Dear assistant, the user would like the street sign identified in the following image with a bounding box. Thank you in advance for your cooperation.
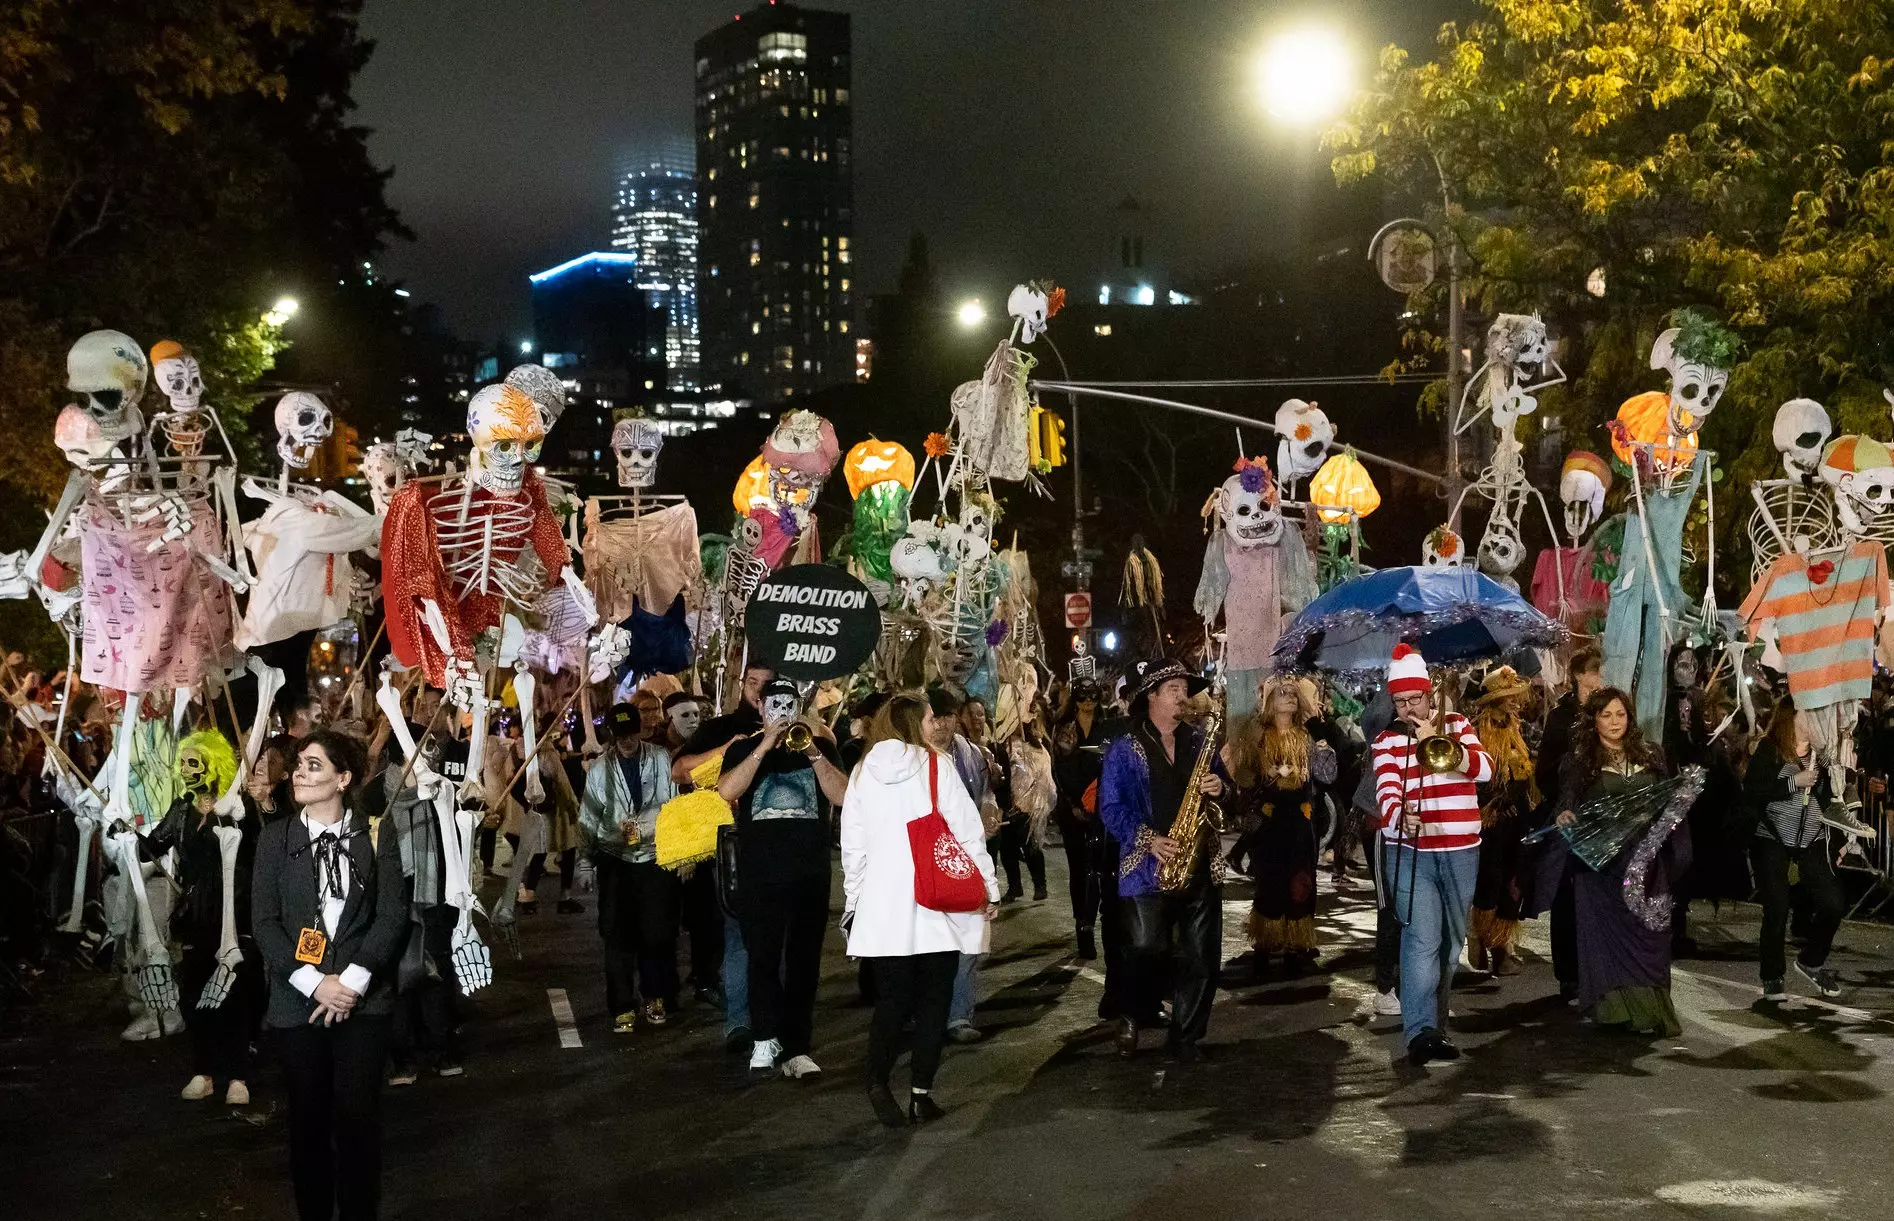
[1063,592,1093,629]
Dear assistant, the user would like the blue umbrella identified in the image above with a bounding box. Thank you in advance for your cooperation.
[1271,565,1566,676]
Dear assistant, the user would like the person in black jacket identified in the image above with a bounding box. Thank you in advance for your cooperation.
[1745,693,1843,1000]
[252,729,410,1221]
[1532,647,1603,999]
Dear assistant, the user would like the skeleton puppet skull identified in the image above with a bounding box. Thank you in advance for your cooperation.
[1483,313,1552,429]
[1478,519,1526,581]
[1649,310,1738,435]
[504,363,568,433]
[467,383,544,494]
[54,404,114,469]
[274,392,333,469]
[611,416,664,489]
[1219,459,1284,549]
[1558,450,1612,541]
[1773,398,1832,481]
[360,443,403,513]
[1007,283,1049,344]
[1422,524,1465,569]
[1274,399,1333,485]
[148,341,204,413]
[66,329,147,440]
[1819,434,1894,534]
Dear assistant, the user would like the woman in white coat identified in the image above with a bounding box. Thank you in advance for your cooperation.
[842,693,1000,1127]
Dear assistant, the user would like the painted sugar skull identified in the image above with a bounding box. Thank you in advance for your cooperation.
[360,443,403,513]
[1819,435,1894,535]
[504,363,568,432]
[1558,450,1612,541]
[1218,457,1284,549]
[66,329,147,440]
[274,391,332,470]
[611,416,664,489]
[1274,399,1332,485]
[733,512,766,556]
[148,341,204,414]
[1772,398,1832,481]
[1650,308,1739,435]
[54,403,114,469]
[1422,524,1465,569]
[466,383,544,494]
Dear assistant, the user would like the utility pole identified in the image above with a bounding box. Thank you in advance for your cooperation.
[1434,149,1466,529]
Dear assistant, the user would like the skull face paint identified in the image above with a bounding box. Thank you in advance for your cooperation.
[274,391,333,469]
[466,384,545,494]
[66,329,147,440]
[1219,460,1283,549]
[611,417,664,489]
[1772,398,1832,481]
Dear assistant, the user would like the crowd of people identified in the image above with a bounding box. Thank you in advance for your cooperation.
[6,634,1894,1218]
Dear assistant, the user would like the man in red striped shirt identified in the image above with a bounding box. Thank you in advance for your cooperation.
[1371,644,1492,1066]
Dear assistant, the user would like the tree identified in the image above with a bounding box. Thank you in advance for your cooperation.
[0,0,404,507]
[1327,0,1894,584]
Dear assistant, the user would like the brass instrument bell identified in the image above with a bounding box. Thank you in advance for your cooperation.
[781,721,815,753]
[1418,732,1465,775]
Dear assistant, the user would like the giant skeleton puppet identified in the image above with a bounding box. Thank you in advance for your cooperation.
[1747,398,1841,580]
[1530,450,1613,633]
[1451,313,1569,600]
[379,382,600,987]
[1601,309,1733,740]
[1193,456,1317,720]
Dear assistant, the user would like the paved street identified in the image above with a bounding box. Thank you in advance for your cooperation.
[13,845,1894,1221]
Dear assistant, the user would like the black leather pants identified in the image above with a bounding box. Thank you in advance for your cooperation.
[1123,866,1221,1046]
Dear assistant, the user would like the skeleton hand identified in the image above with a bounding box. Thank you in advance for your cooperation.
[587,624,631,684]
[130,492,192,550]
[444,659,485,713]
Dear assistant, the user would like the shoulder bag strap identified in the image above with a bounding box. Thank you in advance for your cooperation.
[929,751,940,816]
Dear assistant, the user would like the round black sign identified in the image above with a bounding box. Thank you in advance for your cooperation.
[744,563,882,681]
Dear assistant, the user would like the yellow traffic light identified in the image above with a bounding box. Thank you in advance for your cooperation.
[1039,408,1067,469]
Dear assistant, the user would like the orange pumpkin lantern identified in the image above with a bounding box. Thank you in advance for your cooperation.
[843,438,916,499]
[732,455,773,514]
[1310,451,1380,523]
[1610,390,1699,475]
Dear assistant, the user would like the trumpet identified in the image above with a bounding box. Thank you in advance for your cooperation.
[1418,732,1466,774]
[781,721,815,754]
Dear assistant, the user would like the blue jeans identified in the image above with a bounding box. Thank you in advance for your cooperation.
[721,917,750,1037]
[1388,844,1479,1045]
[949,952,982,1028]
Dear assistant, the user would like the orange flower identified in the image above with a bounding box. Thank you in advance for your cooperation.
[924,431,951,459]
[1046,286,1066,318]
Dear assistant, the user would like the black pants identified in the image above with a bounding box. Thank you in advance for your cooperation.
[740,880,829,1056]
[476,826,496,873]
[1550,872,1579,989]
[275,1014,391,1221]
[522,846,575,896]
[1123,868,1221,1046]
[175,940,260,1082]
[1752,835,1843,981]
[390,907,461,1070]
[998,813,1046,895]
[1058,817,1104,932]
[595,855,680,1016]
[680,863,725,988]
[1360,828,1403,994]
[866,951,959,1091]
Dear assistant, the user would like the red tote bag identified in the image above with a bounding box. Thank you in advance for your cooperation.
[908,752,988,913]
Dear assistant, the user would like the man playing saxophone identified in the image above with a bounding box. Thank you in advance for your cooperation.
[1099,659,1227,1062]
[1370,644,1493,1068]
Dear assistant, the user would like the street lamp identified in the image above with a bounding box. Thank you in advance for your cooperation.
[1255,27,1353,125]
[956,299,986,328]
[263,296,300,326]
[519,339,534,355]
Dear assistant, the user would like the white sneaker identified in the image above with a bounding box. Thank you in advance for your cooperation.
[779,1054,822,1079]
[1373,989,1402,1017]
[748,1038,782,1071]
[180,1074,214,1101]
[224,1080,250,1106]
[122,1011,163,1042]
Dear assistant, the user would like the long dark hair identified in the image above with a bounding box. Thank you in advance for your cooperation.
[1573,687,1661,778]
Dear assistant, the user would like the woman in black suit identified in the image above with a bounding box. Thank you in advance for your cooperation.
[252,729,410,1221]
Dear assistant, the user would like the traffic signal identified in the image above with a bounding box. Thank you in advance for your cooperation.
[1037,407,1067,469]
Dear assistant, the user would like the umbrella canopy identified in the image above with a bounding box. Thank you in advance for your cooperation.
[1270,565,1566,676]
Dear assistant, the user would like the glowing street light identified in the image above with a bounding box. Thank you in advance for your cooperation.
[1256,27,1354,125]
[263,295,300,327]
[956,299,986,328]
[520,339,534,354]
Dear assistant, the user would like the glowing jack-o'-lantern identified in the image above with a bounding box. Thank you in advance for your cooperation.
[1609,390,1699,477]
[843,438,916,499]
[733,456,774,514]
[1310,451,1380,523]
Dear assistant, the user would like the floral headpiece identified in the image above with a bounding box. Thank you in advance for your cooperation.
[1233,455,1277,501]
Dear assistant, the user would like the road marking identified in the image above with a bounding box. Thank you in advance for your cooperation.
[547,988,582,1048]
[1673,966,1882,1024]
[1075,966,1108,987]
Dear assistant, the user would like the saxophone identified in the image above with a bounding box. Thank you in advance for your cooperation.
[1157,696,1225,892]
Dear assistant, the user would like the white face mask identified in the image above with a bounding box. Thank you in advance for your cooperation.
[763,694,799,727]
[667,703,701,740]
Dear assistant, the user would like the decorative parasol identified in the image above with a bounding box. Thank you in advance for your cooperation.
[1270,564,1566,676]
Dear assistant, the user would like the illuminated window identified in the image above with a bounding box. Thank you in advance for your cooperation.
[759,31,807,63]
[835,88,850,104]
[839,319,849,334]
[740,351,750,366]
[749,250,760,266]
[840,279,850,292]
[1094,324,1113,337]
[748,188,759,209]
[752,321,761,334]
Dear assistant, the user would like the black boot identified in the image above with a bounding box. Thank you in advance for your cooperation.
[1115,1017,1139,1058]
[1076,927,1097,960]
[908,1092,946,1123]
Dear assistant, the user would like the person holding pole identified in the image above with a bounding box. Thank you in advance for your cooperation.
[1370,644,1491,1067]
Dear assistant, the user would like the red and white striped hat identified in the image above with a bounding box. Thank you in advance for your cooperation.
[1386,643,1431,695]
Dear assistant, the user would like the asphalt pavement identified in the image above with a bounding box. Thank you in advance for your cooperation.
[11,844,1894,1221]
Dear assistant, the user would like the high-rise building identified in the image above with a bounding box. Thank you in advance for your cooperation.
[694,3,853,403]
[612,142,701,392]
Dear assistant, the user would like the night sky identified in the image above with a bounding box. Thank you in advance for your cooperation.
[356,0,1473,343]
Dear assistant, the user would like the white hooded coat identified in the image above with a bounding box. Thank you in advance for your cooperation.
[842,740,1000,957]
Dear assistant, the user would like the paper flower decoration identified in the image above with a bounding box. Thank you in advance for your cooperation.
[924,431,951,459]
